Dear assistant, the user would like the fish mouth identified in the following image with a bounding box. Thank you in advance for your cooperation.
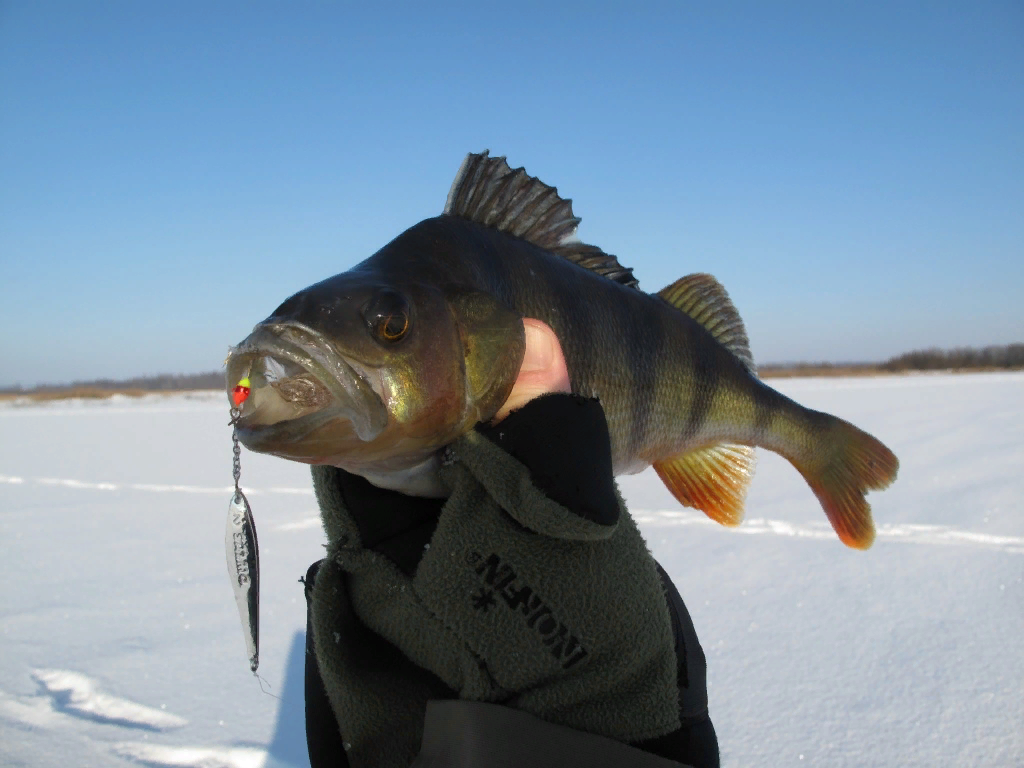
[225,322,388,451]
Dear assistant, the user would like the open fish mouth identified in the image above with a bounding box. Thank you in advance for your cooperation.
[225,322,388,448]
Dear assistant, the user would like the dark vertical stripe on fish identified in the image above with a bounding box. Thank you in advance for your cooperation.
[753,383,775,440]
[567,282,596,400]
[547,258,596,405]
[685,343,718,439]
[625,298,659,457]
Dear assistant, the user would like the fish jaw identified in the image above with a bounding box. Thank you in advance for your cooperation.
[225,322,389,460]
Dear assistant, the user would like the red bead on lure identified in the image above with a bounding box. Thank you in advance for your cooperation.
[232,377,251,407]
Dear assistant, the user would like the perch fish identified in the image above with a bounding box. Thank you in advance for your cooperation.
[225,152,898,548]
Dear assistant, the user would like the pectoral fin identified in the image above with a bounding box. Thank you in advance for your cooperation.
[653,443,755,526]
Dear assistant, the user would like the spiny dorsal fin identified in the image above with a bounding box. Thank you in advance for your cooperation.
[549,243,639,289]
[658,273,755,373]
[444,151,640,289]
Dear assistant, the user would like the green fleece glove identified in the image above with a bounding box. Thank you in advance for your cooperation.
[309,398,681,767]
[308,556,451,767]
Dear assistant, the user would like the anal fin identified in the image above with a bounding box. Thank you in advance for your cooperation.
[653,443,755,526]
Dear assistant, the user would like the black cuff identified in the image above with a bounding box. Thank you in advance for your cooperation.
[330,469,442,576]
[475,393,619,527]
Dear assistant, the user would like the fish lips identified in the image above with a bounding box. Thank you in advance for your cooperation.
[227,322,389,449]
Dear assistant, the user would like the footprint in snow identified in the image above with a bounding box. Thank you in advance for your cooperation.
[31,668,188,731]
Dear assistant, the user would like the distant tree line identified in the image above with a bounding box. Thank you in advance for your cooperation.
[0,371,225,395]
[880,343,1024,372]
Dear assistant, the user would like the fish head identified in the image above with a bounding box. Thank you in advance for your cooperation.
[225,242,525,478]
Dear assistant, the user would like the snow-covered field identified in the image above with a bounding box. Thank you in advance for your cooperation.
[2,372,1022,767]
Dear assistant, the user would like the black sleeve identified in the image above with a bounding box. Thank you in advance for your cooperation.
[631,561,719,768]
[475,393,620,527]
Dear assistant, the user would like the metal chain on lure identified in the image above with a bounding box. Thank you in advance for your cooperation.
[226,378,260,674]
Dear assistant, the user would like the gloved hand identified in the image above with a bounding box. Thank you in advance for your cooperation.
[302,320,717,768]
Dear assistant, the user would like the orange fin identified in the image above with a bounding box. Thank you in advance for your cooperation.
[653,443,756,526]
[795,422,899,550]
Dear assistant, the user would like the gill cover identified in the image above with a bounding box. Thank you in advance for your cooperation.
[448,291,526,425]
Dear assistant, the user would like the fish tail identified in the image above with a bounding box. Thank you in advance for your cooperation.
[649,271,898,547]
[788,416,899,549]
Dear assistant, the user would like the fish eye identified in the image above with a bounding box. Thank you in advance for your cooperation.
[364,291,411,343]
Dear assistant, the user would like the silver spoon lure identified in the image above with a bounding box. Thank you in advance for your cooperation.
[226,405,259,673]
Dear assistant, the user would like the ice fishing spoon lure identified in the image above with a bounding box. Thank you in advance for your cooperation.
[227,400,260,673]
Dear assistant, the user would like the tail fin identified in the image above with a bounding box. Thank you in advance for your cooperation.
[793,420,899,549]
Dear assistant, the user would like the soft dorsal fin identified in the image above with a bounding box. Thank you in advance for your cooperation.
[444,151,640,289]
[658,273,755,373]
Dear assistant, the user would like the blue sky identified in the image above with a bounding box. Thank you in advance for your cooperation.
[1,2,1021,387]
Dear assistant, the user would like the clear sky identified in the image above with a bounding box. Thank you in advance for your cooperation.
[1,1,1021,388]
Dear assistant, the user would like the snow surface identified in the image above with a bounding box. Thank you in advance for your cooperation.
[1,373,1022,767]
